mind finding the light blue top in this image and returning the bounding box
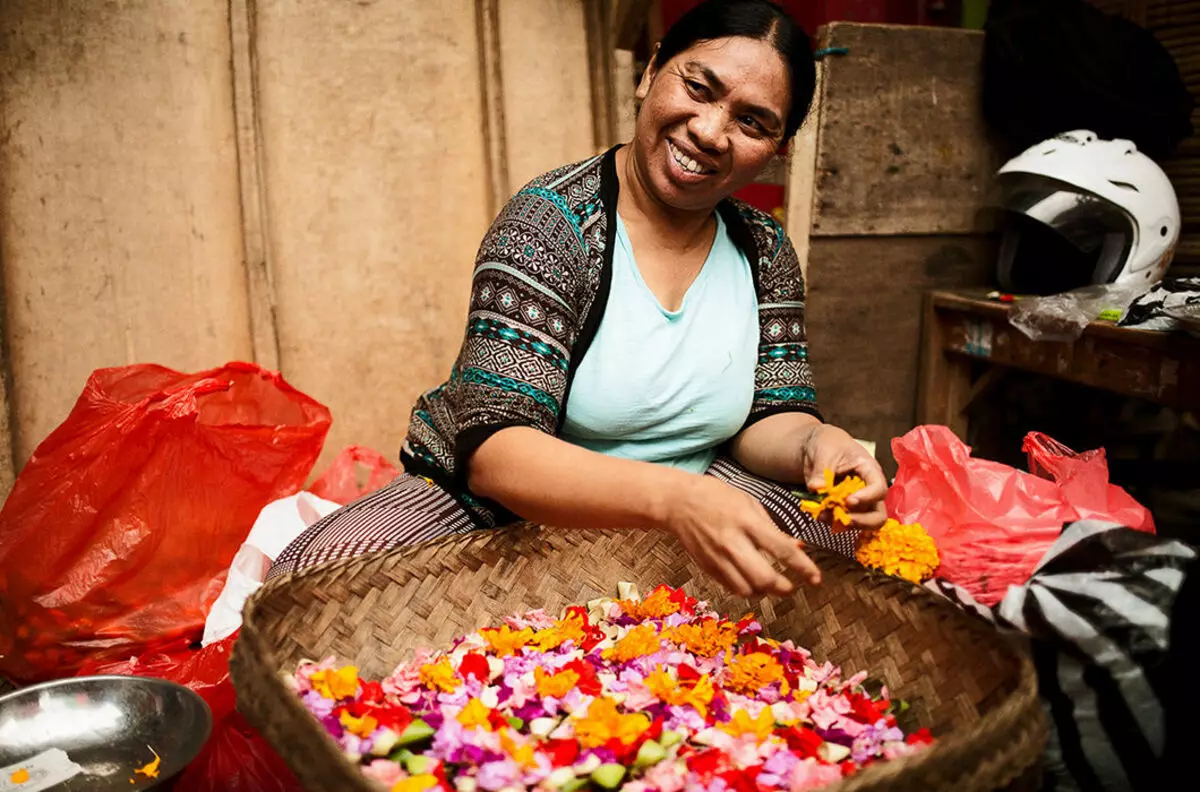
[560,212,759,474]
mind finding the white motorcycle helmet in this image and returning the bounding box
[992,130,1179,296]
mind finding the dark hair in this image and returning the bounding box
[655,0,815,140]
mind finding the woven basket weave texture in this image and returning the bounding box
[232,525,1046,792]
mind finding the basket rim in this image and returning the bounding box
[233,525,1046,792]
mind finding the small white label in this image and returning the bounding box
[0,748,83,791]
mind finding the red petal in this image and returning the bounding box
[543,739,579,767]
[906,728,934,745]
[781,726,824,758]
[848,693,884,724]
[686,748,726,778]
[460,652,490,682]
[359,680,385,703]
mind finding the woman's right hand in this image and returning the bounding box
[661,474,821,598]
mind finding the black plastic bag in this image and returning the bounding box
[927,520,1196,791]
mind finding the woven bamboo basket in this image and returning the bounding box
[231,525,1046,792]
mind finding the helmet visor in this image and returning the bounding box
[990,173,1135,294]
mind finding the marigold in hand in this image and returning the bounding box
[798,469,865,532]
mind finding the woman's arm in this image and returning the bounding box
[728,411,820,485]
[468,427,820,597]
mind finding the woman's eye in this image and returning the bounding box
[684,79,708,96]
[739,116,763,132]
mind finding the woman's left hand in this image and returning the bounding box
[800,424,889,531]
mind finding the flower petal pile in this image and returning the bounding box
[292,585,934,792]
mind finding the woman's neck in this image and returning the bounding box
[615,145,716,253]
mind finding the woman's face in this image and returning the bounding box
[632,36,791,212]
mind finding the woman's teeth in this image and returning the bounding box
[669,142,708,175]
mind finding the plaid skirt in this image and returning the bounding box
[267,455,855,580]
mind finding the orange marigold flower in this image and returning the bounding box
[457,698,494,731]
[529,626,565,652]
[724,652,785,695]
[798,469,865,532]
[340,710,379,738]
[602,623,661,663]
[664,619,738,657]
[419,656,460,693]
[534,666,581,698]
[719,708,776,742]
[310,665,360,700]
[618,585,681,621]
[644,665,715,718]
[392,774,438,792]
[573,696,651,748]
[855,519,940,584]
[480,624,535,657]
[499,729,539,769]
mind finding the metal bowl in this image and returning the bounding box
[1163,302,1200,338]
[0,676,212,790]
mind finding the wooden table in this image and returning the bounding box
[918,290,1200,439]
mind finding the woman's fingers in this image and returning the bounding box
[725,530,792,596]
[746,516,821,586]
[709,553,754,598]
[846,457,888,507]
[849,502,888,531]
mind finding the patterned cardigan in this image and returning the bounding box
[401,146,821,526]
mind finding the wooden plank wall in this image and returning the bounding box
[786,23,1000,475]
[0,1,603,493]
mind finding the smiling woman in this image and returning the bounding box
[268,0,889,601]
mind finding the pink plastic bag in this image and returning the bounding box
[307,444,399,505]
[887,425,1154,605]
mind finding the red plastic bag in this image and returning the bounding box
[1023,431,1155,531]
[0,362,331,682]
[887,425,1154,605]
[307,444,399,505]
[77,636,303,792]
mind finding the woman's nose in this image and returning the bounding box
[687,105,729,154]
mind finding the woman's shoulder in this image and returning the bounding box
[721,197,806,301]
[722,197,790,255]
[490,150,612,250]
[508,151,609,213]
